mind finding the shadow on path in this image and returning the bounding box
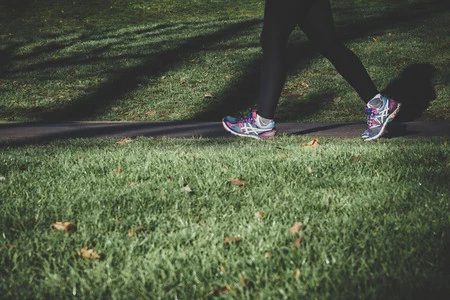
[0,121,448,148]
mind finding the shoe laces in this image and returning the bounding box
[237,112,256,124]
[365,107,379,128]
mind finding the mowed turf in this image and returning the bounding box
[0,137,449,298]
[0,0,449,122]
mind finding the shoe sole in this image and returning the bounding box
[221,119,276,140]
[364,103,402,141]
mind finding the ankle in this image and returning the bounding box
[255,114,275,128]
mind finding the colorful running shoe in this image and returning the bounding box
[363,94,401,141]
[222,110,276,139]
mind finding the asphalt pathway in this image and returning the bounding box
[0,121,448,147]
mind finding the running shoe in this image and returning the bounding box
[363,94,401,141]
[222,110,276,139]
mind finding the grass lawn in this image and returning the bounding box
[0,0,449,122]
[1,1,449,299]
[0,137,449,298]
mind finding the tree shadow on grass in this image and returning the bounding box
[2,19,261,121]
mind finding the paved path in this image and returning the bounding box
[0,121,449,146]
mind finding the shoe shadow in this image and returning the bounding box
[383,63,437,121]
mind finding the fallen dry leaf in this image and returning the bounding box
[228,178,248,187]
[264,252,271,259]
[116,138,134,145]
[292,235,304,249]
[113,168,124,174]
[128,225,144,237]
[220,265,226,274]
[306,166,313,174]
[129,182,137,187]
[145,110,157,116]
[255,210,265,219]
[240,275,247,288]
[183,184,193,193]
[290,222,303,234]
[303,138,319,149]
[353,154,361,162]
[224,235,242,246]
[0,176,5,182]
[51,222,77,233]
[79,246,101,260]
[204,93,215,99]
[209,285,232,296]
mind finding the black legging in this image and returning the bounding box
[258,0,379,119]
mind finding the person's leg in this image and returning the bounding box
[300,0,379,102]
[256,0,298,119]
[300,0,401,140]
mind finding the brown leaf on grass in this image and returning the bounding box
[183,184,193,193]
[240,275,247,288]
[255,210,265,219]
[113,168,124,174]
[51,222,77,233]
[79,246,101,260]
[224,235,242,246]
[353,154,361,162]
[128,225,144,237]
[129,182,137,187]
[204,93,215,99]
[303,138,319,149]
[145,110,157,116]
[209,285,232,296]
[0,176,5,182]
[116,138,134,145]
[264,251,271,259]
[290,222,303,234]
[292,235,304,249]
[306,166,313,174]
[228,178,248,187]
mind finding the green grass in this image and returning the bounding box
[1,137,449,299]
[0,0,449,122]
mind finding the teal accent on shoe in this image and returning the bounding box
[222,110,276,140]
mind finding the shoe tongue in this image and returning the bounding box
[251,111,258,119]
[368,97,384,109]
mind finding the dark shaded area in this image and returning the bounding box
[0,42,21,76]
[3,20,261,121]
[383,63,437,121]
